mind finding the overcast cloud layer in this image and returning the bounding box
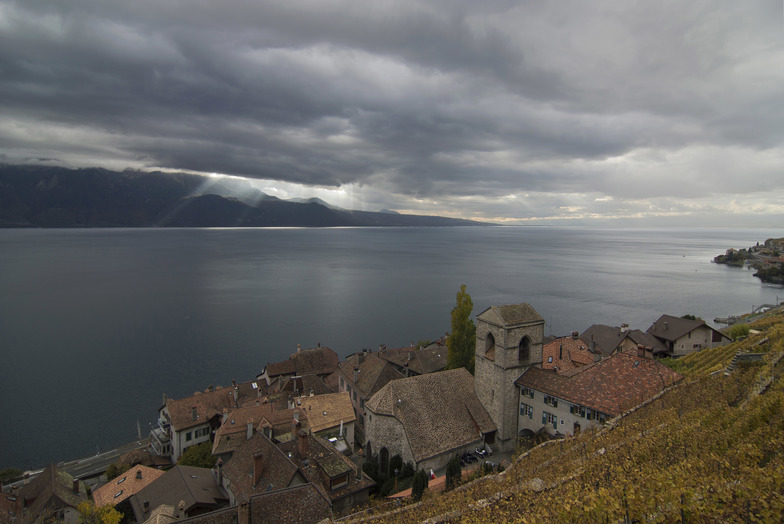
[1,1,783,224]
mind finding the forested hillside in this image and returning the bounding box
[350,310,784,522]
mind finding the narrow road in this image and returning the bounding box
[59,438,151,479]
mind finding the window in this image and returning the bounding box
[485,332,496,359]
[542,411,557,428]
[544,395,558,408]
[360,399,364,409]
[331,473,349,491]
[521,387,534,399]
[520,402,534,419]
[186,432,192,442]
[519,336,531,363]
[569,405,586,418]
[353,391,357,402]
[340,377,344,388]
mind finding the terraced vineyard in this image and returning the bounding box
[346,310,784,523]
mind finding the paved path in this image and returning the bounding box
[59,438,151,479]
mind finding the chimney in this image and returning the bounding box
[253,451,264,486]
[404,361,409,377]
[353,367,359,384]
[143,500,149,512]
[238,502,250,524]
[621,323,629,333]
[317,342,321,348]
[357,352,365,364]
[297,429,308,459]
[339,419,344,437]
[72,478,79,495]
[410,341,414,347]
[408,350,413,361]
[572,331,579,340]
[663,322,669,331]
[233,385,239,408]
[297,344,301,352]
[191,407,197,421]
[136,469,142,480]
[216,458,223,486]
[177,500,186,517]
[247,421,254,440]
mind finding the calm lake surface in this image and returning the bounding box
[1,226,782,469]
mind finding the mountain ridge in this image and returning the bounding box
[0,165,488,228]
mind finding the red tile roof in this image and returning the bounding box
[516,352,682,417]
[542,336,596,373]
[92,465,164,508]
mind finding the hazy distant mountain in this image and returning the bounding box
[0,165,487,228]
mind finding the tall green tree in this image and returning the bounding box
[446,284,476,374]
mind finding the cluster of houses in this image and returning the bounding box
[2,305,732,523]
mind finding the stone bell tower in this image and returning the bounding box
[474,303,545,452]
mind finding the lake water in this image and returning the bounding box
[1,226,782,470]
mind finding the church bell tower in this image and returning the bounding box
[474,303,545,452]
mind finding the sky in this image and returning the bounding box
[1,0,783,225]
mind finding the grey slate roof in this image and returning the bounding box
[221,432,301,503]
[476,304,544,327]
[366,368,496,463]
[18,463,87,524]
[647,314,707,342]
[129,465,228,522]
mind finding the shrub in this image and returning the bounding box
[445,455,462,491]
[0,468,23,485]
[177,442,216,468]
[411,469,428,501]
[728,324,750,340]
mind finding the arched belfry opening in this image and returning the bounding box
[485,332,496,361]
[519,335,531,364]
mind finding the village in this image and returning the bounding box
[2,304,734,524]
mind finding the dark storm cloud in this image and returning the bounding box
[1,0,782,222]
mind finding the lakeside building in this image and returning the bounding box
[128,465,229,522]
[257,345,339,390]
[647,314,732,357]
[151,380,266,463]
[375,341,448,377]
[92,464,164,510]
[14,463,88,524]
[580,323,667,358]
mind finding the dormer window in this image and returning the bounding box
[330,473,349,491]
